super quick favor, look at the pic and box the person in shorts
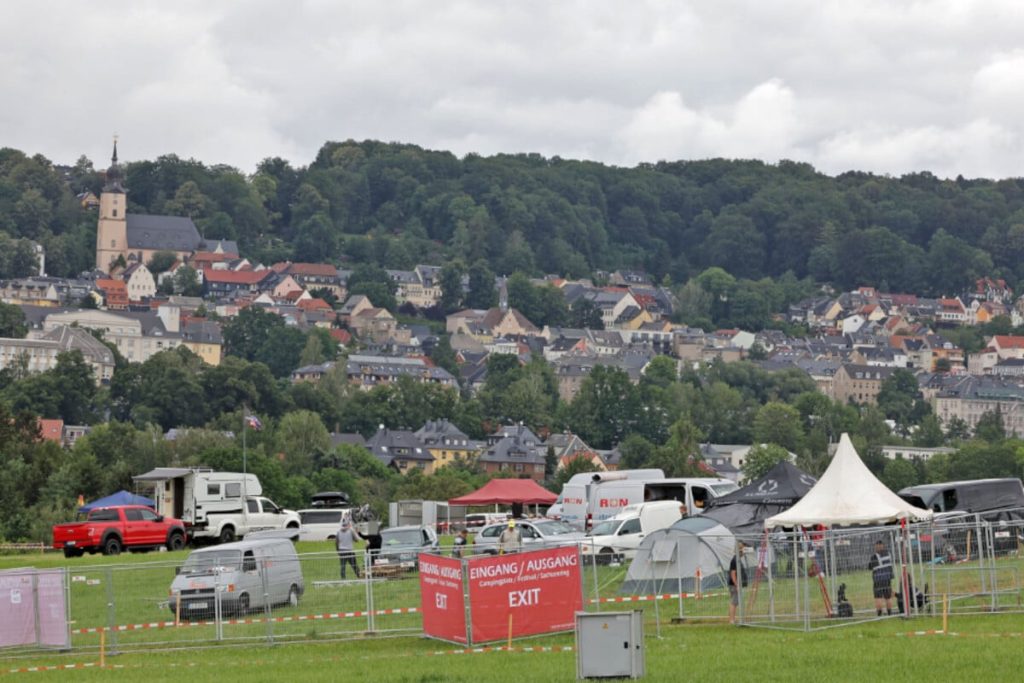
[868,540,894,616]
[728,539,747,624]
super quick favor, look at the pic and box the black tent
[703,461,817,534]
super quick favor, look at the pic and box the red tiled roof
[38,418,63,443]
[191,252,232,263]
[298,298,332,311]
[287,263,338,277]
[993,335,1024,349]
[202,268,271,284]
[329,329,351,344]
[96,279,126,292]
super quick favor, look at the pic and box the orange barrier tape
[588,592,725,604]
[72,607,419,635]
[7,662,100,674]
[427,645,574,656]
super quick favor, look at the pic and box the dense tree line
[3,333,1023,541]
[2,143,1023,297]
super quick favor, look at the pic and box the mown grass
[5,543,1024,681]
[7,612,1024,682]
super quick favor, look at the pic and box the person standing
[336,514,362,579]
[452,529,470,558]
[728,540,747,624]
[868,540,894,616]
[498,520,522,555]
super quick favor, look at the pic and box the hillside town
[3,146,1024,485]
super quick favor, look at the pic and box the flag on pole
[245,415,263,431]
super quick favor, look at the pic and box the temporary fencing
[4,514,1024,659]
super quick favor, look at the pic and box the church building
[95,142,235,273]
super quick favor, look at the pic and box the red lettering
[598,498,630,508]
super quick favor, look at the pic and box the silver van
[169,537,304,619]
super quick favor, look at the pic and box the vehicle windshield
[180,550,241,574]
[533,520,575,536]
[382,529,422,546]
[589,519,623,536]
[711,482,740,496]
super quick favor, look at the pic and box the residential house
[545,431,604,472]
[446,307,540,340]
[349,306,397,344]
[181,319,224,366]
[95,278,128,309]
[479,425,546,482]
[0,324,115,384]
[415,419,477,469]
[344,354,457,389]
[934,376,1024,437]
[202,268,273,297]
[832,363,900,405]
[291,361,336,383]
[277,263,345,299]
[365,427,435,473]
[122,263,156,301]
[39,308,183,364]
[936,297,967,325]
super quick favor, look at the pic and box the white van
[297,508,349,542]
[582,501,684,562]
[559,469,665,529]
[585,477,738,529]
[169,537,304,619]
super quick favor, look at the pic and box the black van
[898,478,1024,514]
[899,478,1024,557]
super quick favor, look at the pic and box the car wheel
[167,531,186,551]
[103,536,122,556]
[288,584,300,607]
[598,548,616,566]
[219,526,236,544]
[236,593,250,616]
[286,522,299,529]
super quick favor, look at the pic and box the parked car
[464,512,510,534]
[169,537,304,619]
[52,505,187,557]
[376,525,439,569]
[473,519,585,555]
[297,508,349,542]
[582,501,684,563]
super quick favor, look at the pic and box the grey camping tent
[619,516,735,595]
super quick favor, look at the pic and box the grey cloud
[2,1,1023,179]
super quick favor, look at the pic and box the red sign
[419,554,467,644]
[466,545,582,643]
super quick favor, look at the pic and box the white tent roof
[764,433,932,528]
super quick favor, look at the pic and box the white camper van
[134,468,300,543]
[585,477,738,529]
[582,500,684,563]
[558,469,665,530]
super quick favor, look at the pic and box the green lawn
[5,545,1024,681]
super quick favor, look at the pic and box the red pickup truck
[52,505,187,558]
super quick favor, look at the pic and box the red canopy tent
[449,479,557,506]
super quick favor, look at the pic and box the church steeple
[103,137,126,194]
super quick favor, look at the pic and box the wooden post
[175,593,181,626]
[99,630,106,669]
[942,593,948,634]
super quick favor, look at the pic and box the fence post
[590,545,599,613]
[364,550,374,633]
[675,540,683,621]
[214,568,223,642]
[104,566,119,654]
[262,557,274,644]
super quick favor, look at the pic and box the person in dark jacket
[868,540,894,616]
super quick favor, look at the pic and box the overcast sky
[3,1,1023,179]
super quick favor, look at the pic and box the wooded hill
[1,142,1022,294]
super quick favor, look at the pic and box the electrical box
[575,610,645,679]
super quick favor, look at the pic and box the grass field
[4,543,1024,681]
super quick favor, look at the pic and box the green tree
[438,260,466,313]
[881,457,919,492]
[742,443,791,483]
[147,251,178,274]
[752,402,804,453]
[913,414,946,448]
[974,408,1006,442]
[551,456,603,489]
[276,410,331,475]
[618,434,656,469]
[0,303,27,338]
[466,260,497,310]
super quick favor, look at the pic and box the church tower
[95,140,128,272]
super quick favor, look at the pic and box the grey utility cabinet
[575,610,645,679]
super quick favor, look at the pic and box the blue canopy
[79,490,155,513]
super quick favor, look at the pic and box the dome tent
[619,516,735,595]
